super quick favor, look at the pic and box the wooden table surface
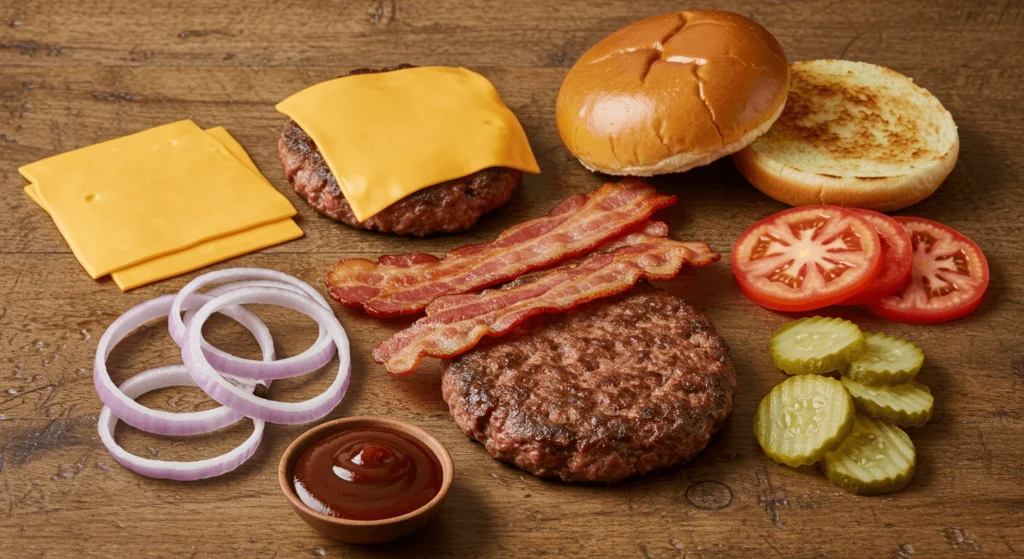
[2,1,1022,557]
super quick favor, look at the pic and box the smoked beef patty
[277,65,522,236]
[441,286,736,483]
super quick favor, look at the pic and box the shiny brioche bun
[556,11,789,176]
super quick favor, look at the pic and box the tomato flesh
[864,217,989,324]
[838,209,913,306]
[731,206,883,312]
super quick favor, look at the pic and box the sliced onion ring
[170,269,336,380]
[183,286,351,424]
[94,294,274,436]
[98,365,265,481]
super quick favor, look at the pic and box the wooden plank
[1,0,1023,557]
[0,1,1021,69]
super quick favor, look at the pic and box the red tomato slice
[731,206,883,312]
[865,217,989,324]
[838,209,913,305]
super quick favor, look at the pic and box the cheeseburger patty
[278,65,522,237]
[441,286,736,483]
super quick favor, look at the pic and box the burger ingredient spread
[293,427,442,521]
[276,66,540,222]
[21,120,300,289]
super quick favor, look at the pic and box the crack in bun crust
[556,10,789,176]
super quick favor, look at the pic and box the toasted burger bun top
[733,60,959,212]
[556,11,789,176]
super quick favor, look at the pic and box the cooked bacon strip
[326,179,676,316]
[372,234,720,375]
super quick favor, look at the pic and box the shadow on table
[339,479,495,557]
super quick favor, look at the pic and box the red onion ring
[182,286,351,424]
[169,269,336,380]
[98,365,265,480]
[93,294,274,436]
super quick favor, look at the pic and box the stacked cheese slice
[21,121,302,291]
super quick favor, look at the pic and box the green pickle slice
[845,333,924,386]
[755,375,855,467]
[822,416,916,495]
[770,317,866,375]
[841,377,934,428]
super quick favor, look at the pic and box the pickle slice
[840,377,934,427]
[845,333,923,386]
[822,416,916,495]
[770,317,866,375]
[755,375,856,467]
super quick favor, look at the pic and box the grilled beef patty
[277,65,522,236]
[441,286,736,483]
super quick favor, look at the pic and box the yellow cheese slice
[25,127,303,291]
[109,219,302,291]
[205,126,260,172]
[20,120,297,278]
[276,66,540,222]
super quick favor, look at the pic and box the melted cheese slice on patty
[276,66,540,222]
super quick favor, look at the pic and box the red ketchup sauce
[292,427,442,521]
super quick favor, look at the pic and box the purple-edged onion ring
[169,269,336,380]
[93,294,274,436]
[98,365,265,481]
[182,286,351,424]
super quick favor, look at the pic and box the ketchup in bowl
[292,427,443,521]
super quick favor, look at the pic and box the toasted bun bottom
[578,100,787,177]
[733,137,959,212]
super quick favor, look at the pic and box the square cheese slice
[25,126,303,290]
[19,120,297,278]
[276,66,540,222]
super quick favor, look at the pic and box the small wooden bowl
[278,416,454,544]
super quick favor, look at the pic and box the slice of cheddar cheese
[276,66,540,222]
[20,120,297,278]
[109,219,302,291]
[25,126,303,291]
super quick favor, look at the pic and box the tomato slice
[864,217,989,324]
[838,209,913,305]
[731,206,883,312]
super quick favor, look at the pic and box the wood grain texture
[1,0,1022,557]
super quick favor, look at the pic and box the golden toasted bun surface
[556,11,789,176]
[735,60,959,212]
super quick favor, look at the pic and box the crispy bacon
[326,179,676,316]
[372,234,720,375]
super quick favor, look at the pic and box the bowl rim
[278,416,454,527]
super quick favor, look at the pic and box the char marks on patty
[441,285,736,483]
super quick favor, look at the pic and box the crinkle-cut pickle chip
[770,317,866,376]
[823,416,916,496]
[755,375,855,467]
[845,333,924,386]
[841,377,934,428]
